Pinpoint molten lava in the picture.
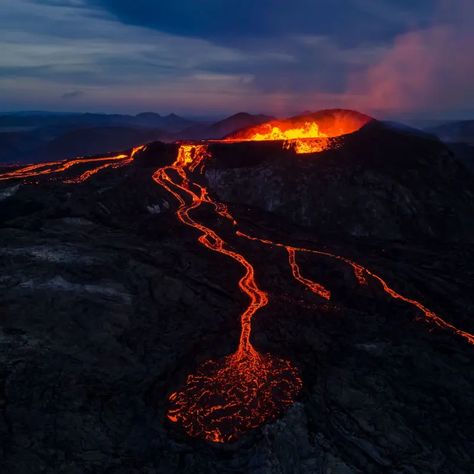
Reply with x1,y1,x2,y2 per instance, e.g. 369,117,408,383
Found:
226,109,372,154
287,248,331,300
236,232,474,346
167,352,301,443
65,145,145,184
0,146,146,184
1,121,473,445
0,153,128,182
241,121,327,141
153,145,303,443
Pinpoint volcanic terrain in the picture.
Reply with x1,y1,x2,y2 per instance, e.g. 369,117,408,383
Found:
0,110,473,473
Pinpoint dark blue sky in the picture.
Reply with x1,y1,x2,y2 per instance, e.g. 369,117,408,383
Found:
1,0,473,117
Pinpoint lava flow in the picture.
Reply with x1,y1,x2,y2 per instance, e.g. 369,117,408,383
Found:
236,232,474,346
0,145,145,183
153,142,474,443
153,145,302,443
1,125,473,445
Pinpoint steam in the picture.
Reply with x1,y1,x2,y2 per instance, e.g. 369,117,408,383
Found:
349,0,474,116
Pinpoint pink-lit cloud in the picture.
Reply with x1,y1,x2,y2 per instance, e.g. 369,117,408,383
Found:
347,0,474,116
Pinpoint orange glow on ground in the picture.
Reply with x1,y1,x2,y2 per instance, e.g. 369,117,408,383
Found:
287,248,331,300
236,231,474,346
153,145,302,443
0,153,129,182
1,134,473,445
0,145,145,184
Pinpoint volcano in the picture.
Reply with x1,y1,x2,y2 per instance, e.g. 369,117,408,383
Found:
0,109,473,473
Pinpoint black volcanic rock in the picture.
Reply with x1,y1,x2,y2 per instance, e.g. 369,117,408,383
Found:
448,142,474,173
35,126,172,161
0,112,196,163
427,120,474,145
0,132,473,473
205,121,474,242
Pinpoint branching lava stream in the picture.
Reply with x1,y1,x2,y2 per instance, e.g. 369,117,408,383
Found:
152,143,474,444
153,145,302,443
1,133,473,445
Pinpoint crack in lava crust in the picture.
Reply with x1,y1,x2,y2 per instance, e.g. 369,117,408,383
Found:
153,145,303,443
167,352,302,443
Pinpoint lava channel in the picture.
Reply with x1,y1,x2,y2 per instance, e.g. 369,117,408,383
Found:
153,145,303,443
0,145,145,183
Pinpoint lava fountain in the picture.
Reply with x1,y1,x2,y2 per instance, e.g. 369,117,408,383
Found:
153,145,302,443
226,109,372,154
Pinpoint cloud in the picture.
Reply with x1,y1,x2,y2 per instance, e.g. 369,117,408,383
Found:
90,0,434,48
0,0,472,116
346,0,474,116
0,0,267,112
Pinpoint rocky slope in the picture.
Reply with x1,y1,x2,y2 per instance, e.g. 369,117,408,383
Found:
427,120,474,145
0,135,473,473
206,121,474,242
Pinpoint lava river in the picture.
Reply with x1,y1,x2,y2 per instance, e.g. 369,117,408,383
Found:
153,145,303,443
1,137,473,445
151,143,474,443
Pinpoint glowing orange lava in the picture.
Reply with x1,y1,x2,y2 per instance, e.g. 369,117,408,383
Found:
283,137,343,154
0,146,145,184
287,248,331,300
152,143,473,442
1,132,473,446
225,110,371,154
64,145,145,184
225,121,332,154
152,145,302,443
0,153,128,182
240,121,327,141
236,231,474,346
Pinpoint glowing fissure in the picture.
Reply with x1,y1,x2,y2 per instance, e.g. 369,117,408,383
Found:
152,145,302,443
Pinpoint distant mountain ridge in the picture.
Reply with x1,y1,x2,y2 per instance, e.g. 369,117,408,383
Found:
0,111,273,163
177,112,274,140
426,120,474,145
423,120,474,175
0,111,195,133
